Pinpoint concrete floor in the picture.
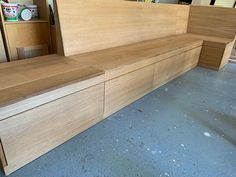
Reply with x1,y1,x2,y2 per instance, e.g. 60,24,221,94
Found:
1,64,236,177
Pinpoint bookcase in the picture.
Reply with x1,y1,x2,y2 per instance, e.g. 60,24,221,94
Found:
0,0,52,61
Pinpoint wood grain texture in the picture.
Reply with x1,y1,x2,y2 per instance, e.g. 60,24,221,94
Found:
153,47,201,88
231,41,236,58
219,41,235,69
0,83,104,175
0,30,7,62
5,22,50,60
70,34,203,80
188,5,236,39
104,65,154,117
55,0,189,56
0,139,7,168
198,46,225,70
187,33,233,48
17,44,49,59
0,74,104,121
0,55,104,108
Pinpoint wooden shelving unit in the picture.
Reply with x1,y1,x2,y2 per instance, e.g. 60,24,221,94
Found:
0,0,52,61
4,20,48,24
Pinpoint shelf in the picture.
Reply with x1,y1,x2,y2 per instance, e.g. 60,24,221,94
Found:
4,20,48,25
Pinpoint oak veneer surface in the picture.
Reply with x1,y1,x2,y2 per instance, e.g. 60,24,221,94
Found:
56,0,189,56
0,83,104,175
70,34,203,80
104,65,154,117
5,22,50,60
198,40,235,70
198,46,225,70
187,33,233,48
153,47,201,88
188,5,236,39
0,55,104,108
220,41,235,69
0,140,7,168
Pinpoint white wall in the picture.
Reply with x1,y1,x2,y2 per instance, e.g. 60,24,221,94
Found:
191,0,211,5
215,0,235,7
159,0,179,3
8,0,33,4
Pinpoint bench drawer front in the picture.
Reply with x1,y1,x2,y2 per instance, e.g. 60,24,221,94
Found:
104,65,154,117
153,47,201,87
0,83,104,175
198,46,224,70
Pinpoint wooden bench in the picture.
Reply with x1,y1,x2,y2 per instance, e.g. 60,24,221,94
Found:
1,1,236,175
188,6,236,70
69,34,203,117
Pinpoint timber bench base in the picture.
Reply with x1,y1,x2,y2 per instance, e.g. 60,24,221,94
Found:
0,36,202,175
1,0,236,175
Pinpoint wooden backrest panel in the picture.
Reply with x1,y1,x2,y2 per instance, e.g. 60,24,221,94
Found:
188,6,236,39
55,0,189,56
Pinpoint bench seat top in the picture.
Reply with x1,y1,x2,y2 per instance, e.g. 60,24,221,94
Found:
0,55,104,108
187,33,234,48
0,34,203,111
70,34,203,80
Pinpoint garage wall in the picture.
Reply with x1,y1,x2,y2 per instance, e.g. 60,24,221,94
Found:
8,0,33,4
191,0,211,5
159,0,178,3
215,0,235,7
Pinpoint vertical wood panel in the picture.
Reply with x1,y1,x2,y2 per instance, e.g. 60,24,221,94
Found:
198,46,224,70
104,65,154,117
188,6,236,39
220,41,235,69
55,0,189,56
0,139,7,168
153,47,201,88
0,83,104,175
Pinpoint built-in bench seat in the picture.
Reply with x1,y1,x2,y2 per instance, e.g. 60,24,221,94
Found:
0,55,105,175
68,34,203,117
0,34,202,175
70,34,203,80
0,55,104,108
187,33,233,48
187,34,235,70
1,1,236,176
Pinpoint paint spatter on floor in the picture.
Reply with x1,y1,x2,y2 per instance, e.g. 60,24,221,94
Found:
204,132,211,137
